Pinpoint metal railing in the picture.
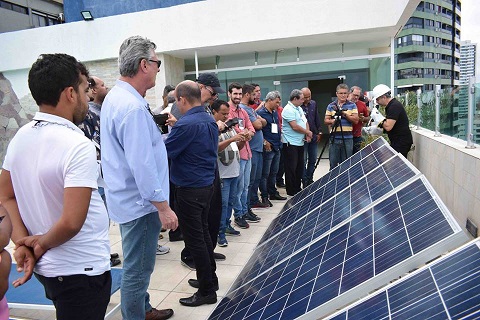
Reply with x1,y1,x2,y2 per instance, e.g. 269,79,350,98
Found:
396,78,479,148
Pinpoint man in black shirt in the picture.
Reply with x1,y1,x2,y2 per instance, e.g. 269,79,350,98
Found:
372,84,413,158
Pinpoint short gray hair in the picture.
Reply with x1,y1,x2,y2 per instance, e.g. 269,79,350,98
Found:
350,85,362,93
289,89,303,101
118,36,157,77
265,90,281,102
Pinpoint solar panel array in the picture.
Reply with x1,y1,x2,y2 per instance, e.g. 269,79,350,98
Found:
208,137,467,320
327,240,480,320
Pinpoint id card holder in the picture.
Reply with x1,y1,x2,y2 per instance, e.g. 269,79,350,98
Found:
271,123,278,134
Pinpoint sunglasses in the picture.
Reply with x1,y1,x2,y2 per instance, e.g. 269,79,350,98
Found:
148,59,162,68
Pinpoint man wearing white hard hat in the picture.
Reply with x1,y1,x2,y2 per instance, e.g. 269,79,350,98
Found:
372,84,413,158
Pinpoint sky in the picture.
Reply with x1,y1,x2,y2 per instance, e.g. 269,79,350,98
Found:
461,0,480,76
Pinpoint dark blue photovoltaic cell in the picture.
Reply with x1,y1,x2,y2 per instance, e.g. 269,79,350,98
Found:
397,180,454,253
326,242,480,320
432,244,480,318
347,291,389,320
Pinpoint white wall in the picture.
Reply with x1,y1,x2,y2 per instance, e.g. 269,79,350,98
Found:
0,0,417,72
411,128,480,239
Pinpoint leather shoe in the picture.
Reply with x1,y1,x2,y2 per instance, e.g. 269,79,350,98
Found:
179,292,217,307
269,193,287,200
145,307,174,320
213,252,226,261
187,279,219,291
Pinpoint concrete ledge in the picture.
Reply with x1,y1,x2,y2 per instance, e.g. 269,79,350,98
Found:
411,127,480,239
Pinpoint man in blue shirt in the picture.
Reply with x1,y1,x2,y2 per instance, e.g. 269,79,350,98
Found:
101,36,177,320
282,89,313,196
324,83,359,169
165,80,219,307
257,91,287,202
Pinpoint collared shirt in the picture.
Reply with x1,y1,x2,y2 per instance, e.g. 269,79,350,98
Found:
301,99,322,136
228,102,255,160
352,100,369,137
88,101,102,117
3,112,110,277
282,101,307,146
239,103,264,152
101,79,170,224
165,106,218,187
257,106,281,150
325,100,357,139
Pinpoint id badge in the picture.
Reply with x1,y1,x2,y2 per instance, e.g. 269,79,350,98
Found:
271,123,278,134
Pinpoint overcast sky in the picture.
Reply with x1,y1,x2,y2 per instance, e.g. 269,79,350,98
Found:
461,0,480,76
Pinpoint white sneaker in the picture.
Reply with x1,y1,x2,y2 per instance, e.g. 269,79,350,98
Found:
156,245,170,255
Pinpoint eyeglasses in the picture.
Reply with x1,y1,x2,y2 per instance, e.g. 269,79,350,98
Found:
204,86,217,97
148,59,161,68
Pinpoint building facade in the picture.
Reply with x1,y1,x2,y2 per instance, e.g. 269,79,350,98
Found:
0,0,63,34
395,0,461,94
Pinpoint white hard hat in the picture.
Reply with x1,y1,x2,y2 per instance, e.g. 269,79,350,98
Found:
372,84,391,100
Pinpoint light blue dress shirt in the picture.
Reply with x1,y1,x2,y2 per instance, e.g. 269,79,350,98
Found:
100,80,169,223
282,101,307,146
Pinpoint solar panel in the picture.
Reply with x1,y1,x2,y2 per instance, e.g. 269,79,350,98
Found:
286,137,389,205
259,152,419,247
209,137,467,320
209,177,466,320
326,240,480,320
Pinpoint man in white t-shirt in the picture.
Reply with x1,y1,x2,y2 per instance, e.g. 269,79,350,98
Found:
0,54,111,320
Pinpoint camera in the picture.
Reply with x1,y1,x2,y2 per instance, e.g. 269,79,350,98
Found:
332,107,346,120
221,117,239,133
152,113,169,133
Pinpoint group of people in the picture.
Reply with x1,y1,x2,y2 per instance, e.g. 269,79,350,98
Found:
0,33,413,320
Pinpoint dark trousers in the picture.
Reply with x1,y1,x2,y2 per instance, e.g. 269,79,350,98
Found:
175,185,217,296
276,146,285,184
35,271,111,320
180,168,221,261
284,143,304,196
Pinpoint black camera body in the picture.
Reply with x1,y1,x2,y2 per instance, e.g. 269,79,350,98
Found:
221,117,239,133
152,113,169,133
332,107,346,120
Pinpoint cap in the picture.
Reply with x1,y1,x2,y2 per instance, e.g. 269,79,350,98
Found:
196,73,225,94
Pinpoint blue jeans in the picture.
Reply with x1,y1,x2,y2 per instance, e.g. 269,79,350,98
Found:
353,136,364,154
329,138,353,169
303,140,318,183
233,158,251,217
260,148,280,198
220,176,238,234
119,212,161,320
248,151,263,206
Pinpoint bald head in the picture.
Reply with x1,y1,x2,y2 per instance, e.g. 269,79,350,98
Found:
89,76,108,104
301,87,311,105
175,80,202,114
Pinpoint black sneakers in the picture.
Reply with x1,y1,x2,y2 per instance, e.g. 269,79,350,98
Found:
234,216,250,229
245,209,261,223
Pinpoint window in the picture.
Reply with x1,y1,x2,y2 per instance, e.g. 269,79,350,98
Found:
32,10,60,28
0,0,27,14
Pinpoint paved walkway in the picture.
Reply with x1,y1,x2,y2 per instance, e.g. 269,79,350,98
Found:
8,157,330,320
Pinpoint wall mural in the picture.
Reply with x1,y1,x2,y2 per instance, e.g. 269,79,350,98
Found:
0,72,37,167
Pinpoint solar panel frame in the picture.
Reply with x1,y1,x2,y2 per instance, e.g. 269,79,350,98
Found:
324,240,480,320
